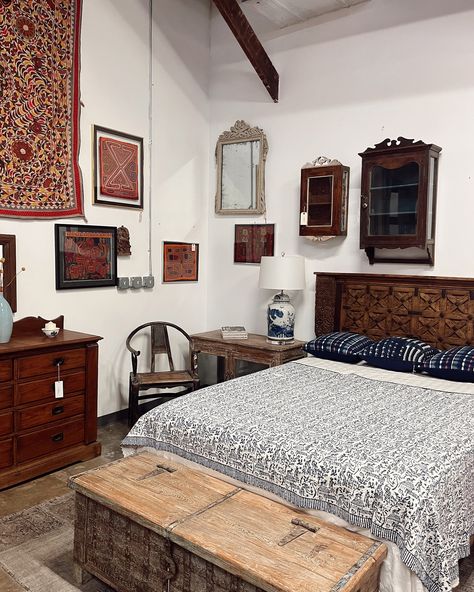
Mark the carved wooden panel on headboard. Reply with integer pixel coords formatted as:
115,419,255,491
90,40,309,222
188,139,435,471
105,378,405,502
315,273,474,349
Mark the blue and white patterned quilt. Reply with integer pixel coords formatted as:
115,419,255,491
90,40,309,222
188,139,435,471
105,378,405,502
122,362,474,592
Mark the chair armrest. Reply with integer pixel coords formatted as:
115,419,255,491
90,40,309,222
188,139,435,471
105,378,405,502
128,347,140,375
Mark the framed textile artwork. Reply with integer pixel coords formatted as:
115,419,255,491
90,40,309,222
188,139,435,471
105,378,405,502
234,224,275,264
163,242,199,283
0,0,84,218
55,224,117,290
93,126,144,209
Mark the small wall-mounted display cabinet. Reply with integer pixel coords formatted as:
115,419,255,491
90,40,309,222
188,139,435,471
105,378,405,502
299,157,350,241
359,137,441,265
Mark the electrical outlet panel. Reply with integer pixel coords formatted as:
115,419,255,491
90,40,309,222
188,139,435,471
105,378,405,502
117,277,130,290
142,275,154,289
130,276,143,289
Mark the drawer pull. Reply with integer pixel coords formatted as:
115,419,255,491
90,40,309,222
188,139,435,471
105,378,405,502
51,432,64,443
52,406,64,416
53,358,64,367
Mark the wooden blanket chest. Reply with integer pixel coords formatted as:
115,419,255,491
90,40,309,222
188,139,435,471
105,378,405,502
69,452,387,592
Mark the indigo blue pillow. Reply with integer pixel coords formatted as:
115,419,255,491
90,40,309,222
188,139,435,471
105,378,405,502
418,346,474,382
361,337,439,372
304,332,373,364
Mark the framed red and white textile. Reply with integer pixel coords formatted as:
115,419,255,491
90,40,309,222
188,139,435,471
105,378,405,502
234,224,275,264
0,0,84,218
163,242,199,283
93,126,144,209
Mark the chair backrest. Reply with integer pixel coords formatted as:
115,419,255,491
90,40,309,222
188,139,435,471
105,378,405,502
126,321,193,375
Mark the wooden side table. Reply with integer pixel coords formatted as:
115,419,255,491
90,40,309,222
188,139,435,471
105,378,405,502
191,330,305,382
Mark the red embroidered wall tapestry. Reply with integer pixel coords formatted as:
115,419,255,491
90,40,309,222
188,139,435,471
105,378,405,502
0,0,84,218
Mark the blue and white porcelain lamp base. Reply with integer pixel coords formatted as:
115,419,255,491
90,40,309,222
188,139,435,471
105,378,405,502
266,291,295,344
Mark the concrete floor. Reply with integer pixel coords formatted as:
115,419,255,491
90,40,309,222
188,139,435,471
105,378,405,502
0,419,129,591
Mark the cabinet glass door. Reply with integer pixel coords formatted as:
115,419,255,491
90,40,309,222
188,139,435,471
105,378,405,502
307,175,333,227
368,162,419,236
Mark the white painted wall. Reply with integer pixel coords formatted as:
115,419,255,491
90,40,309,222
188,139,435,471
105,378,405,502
207,0,474,341
1,0,210,416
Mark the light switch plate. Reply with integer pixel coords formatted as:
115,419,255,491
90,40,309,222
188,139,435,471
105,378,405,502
130,276,143,289
117,277,130,290
142,275,154,289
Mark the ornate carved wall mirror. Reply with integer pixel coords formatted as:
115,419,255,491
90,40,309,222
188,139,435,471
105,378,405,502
0,234,17,312
215,120,268,215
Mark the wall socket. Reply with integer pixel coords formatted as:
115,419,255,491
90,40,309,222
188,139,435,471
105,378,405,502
142,275,154,289
117,277,130,290
130,276,143,289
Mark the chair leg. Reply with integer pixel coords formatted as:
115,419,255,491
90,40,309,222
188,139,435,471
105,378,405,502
128,378,139,427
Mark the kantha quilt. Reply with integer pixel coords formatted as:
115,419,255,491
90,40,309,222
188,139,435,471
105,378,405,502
122,362,474,592
0,0,83,218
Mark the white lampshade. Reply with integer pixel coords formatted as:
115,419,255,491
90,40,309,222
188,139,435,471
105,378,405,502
259,255,305,291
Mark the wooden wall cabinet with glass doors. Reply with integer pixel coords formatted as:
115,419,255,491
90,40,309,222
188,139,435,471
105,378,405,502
359,137,441,265
299,158,350,240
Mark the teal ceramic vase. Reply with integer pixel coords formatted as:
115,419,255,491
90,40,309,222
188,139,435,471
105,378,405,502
0,293,13,344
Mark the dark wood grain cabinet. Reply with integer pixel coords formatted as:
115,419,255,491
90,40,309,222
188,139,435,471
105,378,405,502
0,317,102,489
359,137,441,265
299,158,349,240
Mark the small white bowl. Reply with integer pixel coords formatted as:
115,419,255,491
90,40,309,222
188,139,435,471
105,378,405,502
42,328,60,338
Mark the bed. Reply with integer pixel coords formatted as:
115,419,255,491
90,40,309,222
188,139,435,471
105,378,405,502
122,273,474,592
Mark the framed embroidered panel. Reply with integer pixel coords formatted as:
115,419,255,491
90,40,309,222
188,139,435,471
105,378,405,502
55,224,117,289
234,224,275,264
0,0,84,218
163,242,199,283
92,126,143,209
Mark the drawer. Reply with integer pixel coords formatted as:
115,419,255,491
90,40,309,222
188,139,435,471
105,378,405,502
0,359,12,382
17,371,86,405
0,438,13,469
17,348,86,380
0,411,13,437
16,418,85,464
0,385,13,410
17,395,84,431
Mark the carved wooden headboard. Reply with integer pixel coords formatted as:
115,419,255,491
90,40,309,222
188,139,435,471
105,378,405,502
315,273,474,349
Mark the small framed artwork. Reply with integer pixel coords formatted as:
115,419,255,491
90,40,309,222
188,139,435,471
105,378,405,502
234,224,275,264
92,125,143,209
163,242,199,283
55,224,117,289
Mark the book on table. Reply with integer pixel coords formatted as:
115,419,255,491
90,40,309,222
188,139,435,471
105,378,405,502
221,326,248,339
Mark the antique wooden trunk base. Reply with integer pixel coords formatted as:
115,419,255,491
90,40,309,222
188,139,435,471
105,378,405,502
70,452,387,592
74,493,262,592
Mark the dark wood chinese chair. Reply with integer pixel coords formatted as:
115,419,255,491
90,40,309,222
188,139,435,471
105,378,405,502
126,321,199,426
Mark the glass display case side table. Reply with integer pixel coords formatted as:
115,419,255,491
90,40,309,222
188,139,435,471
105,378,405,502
359,137,442,265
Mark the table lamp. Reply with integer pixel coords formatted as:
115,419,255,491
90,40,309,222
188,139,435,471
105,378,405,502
258,255,305,343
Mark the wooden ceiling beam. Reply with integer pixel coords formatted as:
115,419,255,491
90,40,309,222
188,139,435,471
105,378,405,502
213,0,279,102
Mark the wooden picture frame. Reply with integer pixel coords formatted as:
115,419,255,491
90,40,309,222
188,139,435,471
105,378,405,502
92,125,144,209
234,224,274,264
163,242,199,283
0,234,17,312
55,224,117,290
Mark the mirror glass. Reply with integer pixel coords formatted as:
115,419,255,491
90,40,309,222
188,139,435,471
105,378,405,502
0,235,17,312
216,121,267,215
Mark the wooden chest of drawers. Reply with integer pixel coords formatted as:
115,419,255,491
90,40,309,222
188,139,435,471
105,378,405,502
0,317,102,489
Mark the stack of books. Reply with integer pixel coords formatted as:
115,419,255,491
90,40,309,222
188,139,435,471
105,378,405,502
221,326,248,340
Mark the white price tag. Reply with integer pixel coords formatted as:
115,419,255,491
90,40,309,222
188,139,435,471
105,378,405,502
191,243,196,251
300,211,308,225
54,380,64,399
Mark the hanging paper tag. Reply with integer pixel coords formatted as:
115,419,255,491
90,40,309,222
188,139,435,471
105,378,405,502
300,211,308,225
191,243,196,251
55,381,64,399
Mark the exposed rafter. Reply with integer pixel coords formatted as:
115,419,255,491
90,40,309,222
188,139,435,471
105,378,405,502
213,0,279,102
